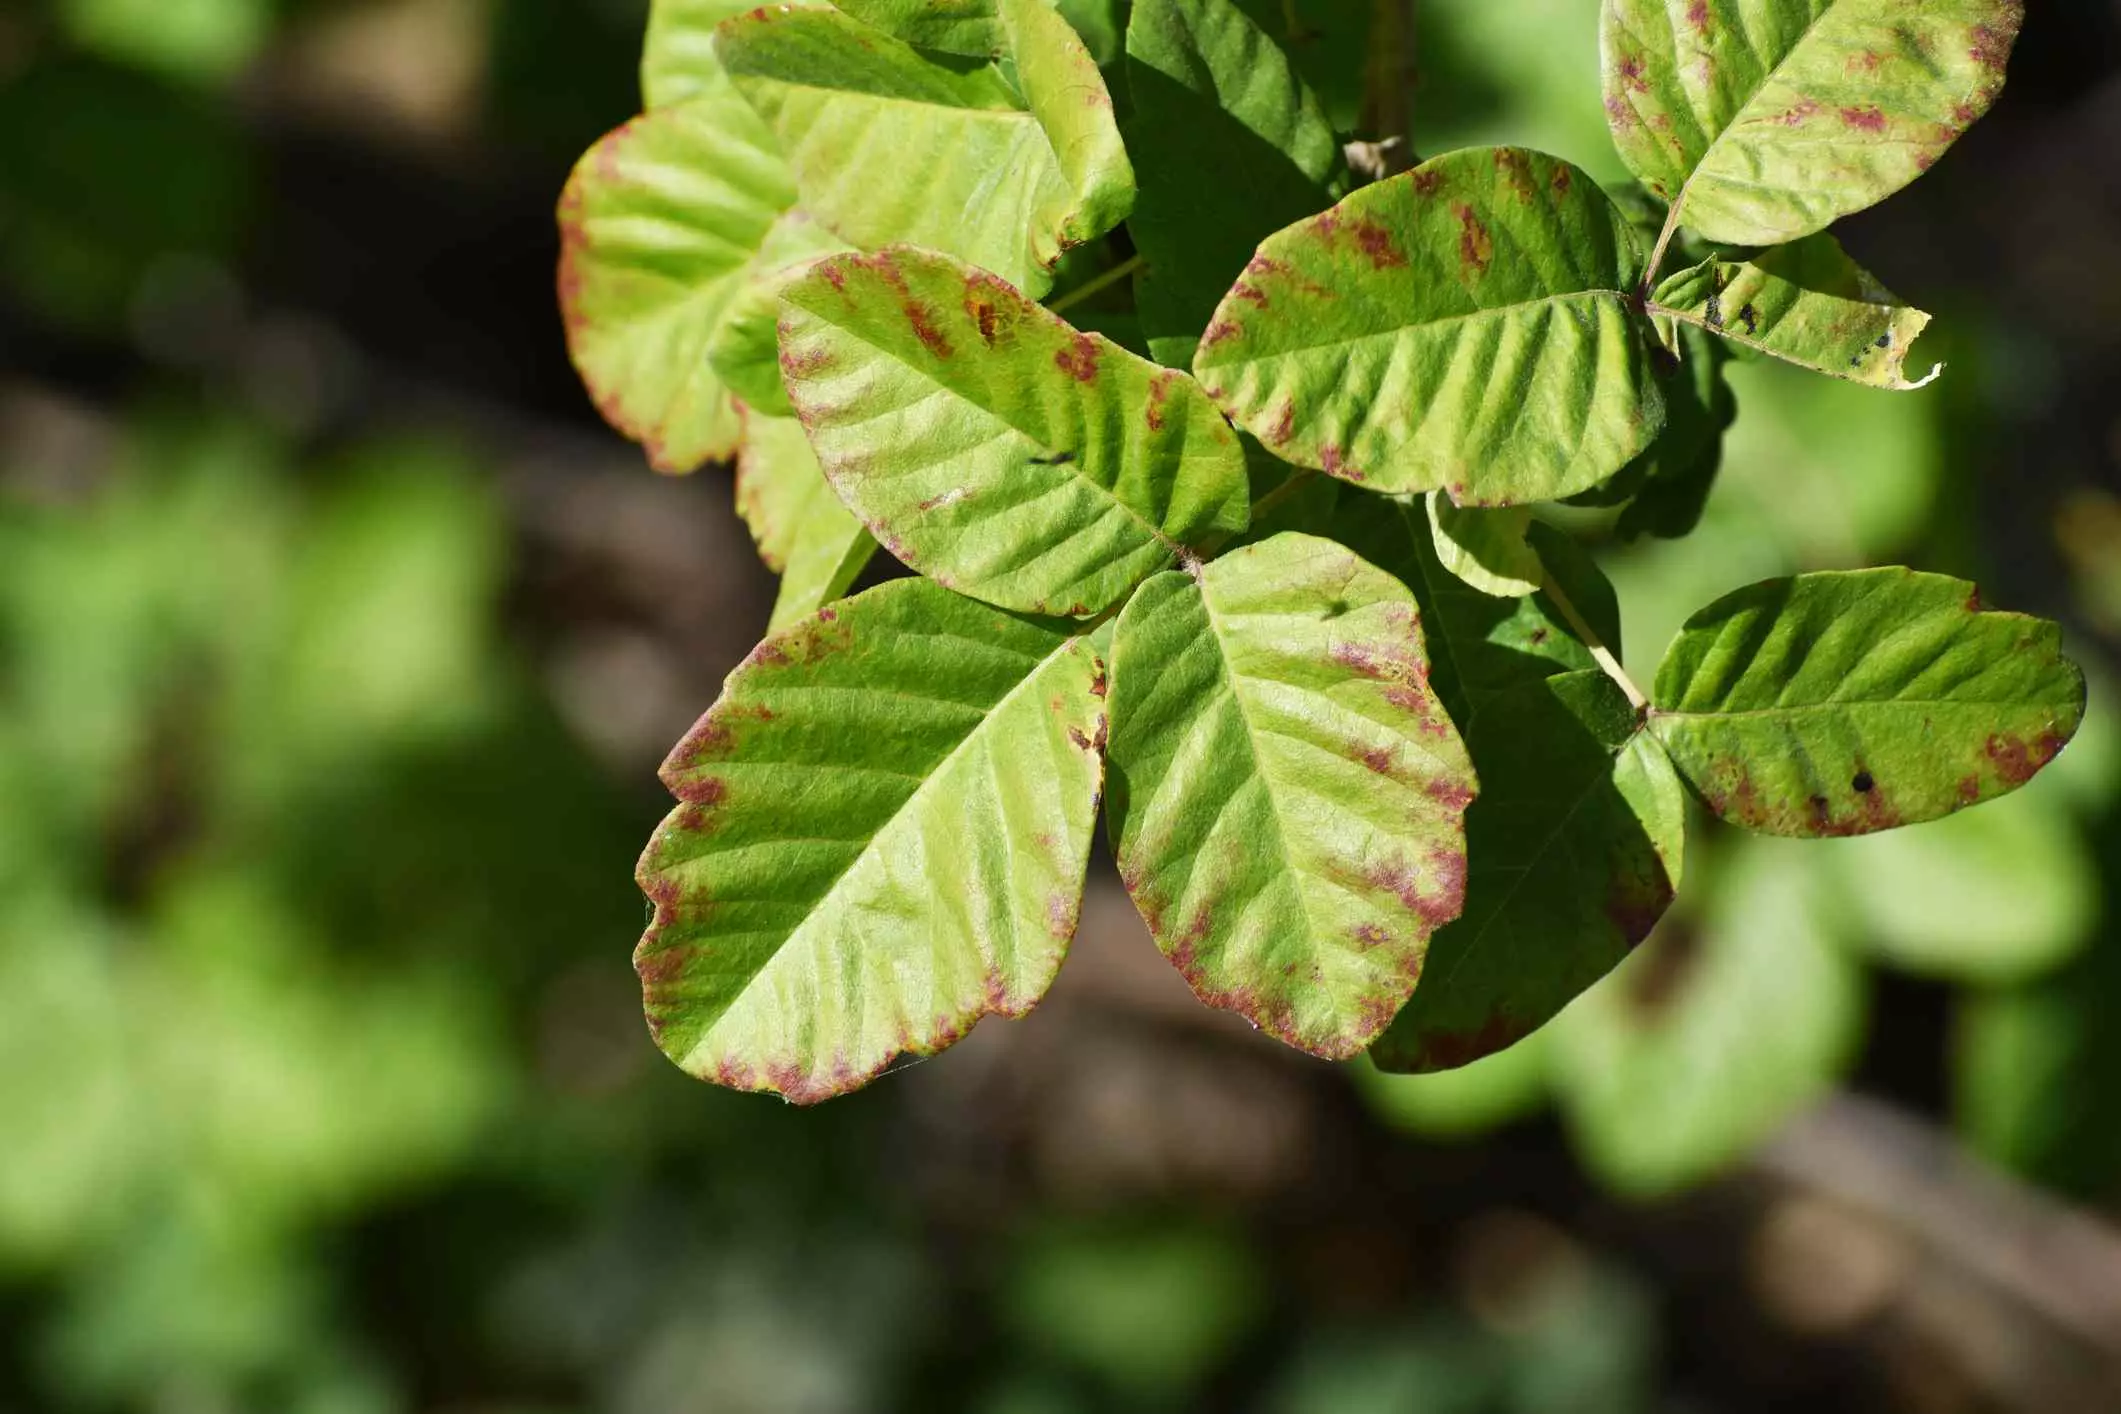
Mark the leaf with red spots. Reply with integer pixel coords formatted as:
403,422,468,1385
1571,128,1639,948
1193,148,1666,506
716,0,1132,297
1121,0,1347,366
1650,232,1938,390
636,577,1107,1103
1339,503,1686,1075
731,411,877,630
1103,532,1477,1059
1650,568,2085,837
557,89,795,472
1601,0,2024,247
778,245,1248,617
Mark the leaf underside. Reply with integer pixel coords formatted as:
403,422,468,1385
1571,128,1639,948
1650,568,2085,837
1194,146,1664,506
777,245,1248,617
637,578,1105,1103
1105,531,1476,1059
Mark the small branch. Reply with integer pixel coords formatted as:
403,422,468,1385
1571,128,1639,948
1541,567,1647,712
1638,199,1686,304
1046,255,1145,316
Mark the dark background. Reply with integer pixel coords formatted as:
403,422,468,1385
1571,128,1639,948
5,0,2121,1409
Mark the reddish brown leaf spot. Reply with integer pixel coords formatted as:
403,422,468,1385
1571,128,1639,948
1231,281,1270,307
1145,371,1175,431
1319,444,1344,477
1605,95,1637,129
1957,773,1982,805
1360,745,1395,774
1201,319,1243,348
1349,218,1407,268
1774,98,1823,127
1986,731,2063,787
1839,105,1888,132
1089,661,1108,698
1685,0,1710,37
1550,164,1573,195
1053,334,1100,383
905,301,953,358
1047,890,1078,940
1067,726,1094,751
1414,167,1444,196
1455,205,1492,276
1425,778,1475,812
1269,401,1297,446
966,298,999,346
1354,922,1391,948
1968,22,2012,70
1492,148,1536,204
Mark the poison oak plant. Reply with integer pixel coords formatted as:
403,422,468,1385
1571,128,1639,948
558,0,2079,1103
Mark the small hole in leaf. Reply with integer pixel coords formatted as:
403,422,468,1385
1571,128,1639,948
1852,771,1875,793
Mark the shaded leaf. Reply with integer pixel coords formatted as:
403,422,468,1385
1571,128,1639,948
1105,532,1475,1059
1427,495,1542,598
716,0,1133,296
1601,0,2023,246
1554,838,1864,1196
1122,0,1345,365
778,246,1248,616
1374,670,1686,1072
1649,569,2085,836
557,92,793,471
1194,147,1664,505
731,412,878,630
1611,322,1736,540
637,578,1106,1103
1651,233,1937,388
705,210,851,416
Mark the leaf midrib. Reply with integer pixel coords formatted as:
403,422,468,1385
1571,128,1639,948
682,632,1089,1059
1669,0,1846,221
1198,288,1634,367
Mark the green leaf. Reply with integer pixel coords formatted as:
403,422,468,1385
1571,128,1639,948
1649,569,2086,836
1611,322,1736,540
1356,1035,1553,1139
831,0,1007,56
1104,532,1476,1059
1122,0,1345,366
778,245,1249,616
1554,838,1865,1197
1330,505,1684,1072
1374,670,1687,1072
731,413,878,631
637,578,1107,1102
641,0,764,108
1601,0,2024,246
1193,147,1665,506
716,0,1133,296
1426,495,1543,599
1827,772,2095,983
558,92,794,471
1651,233,1936,389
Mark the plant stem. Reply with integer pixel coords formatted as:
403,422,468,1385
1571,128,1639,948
1190,469,1320,562
1638,199,1685,303
1046,255,1145,315
1541,568,1648,713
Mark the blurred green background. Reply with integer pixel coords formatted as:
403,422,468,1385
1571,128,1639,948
7,0,2121,1409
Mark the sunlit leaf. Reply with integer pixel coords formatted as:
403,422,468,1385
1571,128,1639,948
732,412,879,631
558,92,794,471
716,0,1133,295
1651,233,1937,389
1554,838,1865,1196
830,0,1006,56
1193,147,1664,505
777,245,1248,616
1122,0,1346,365
637,579,1106,1102
1601,0,2023,246
1649,569,2085,836
1105,532,1476,1059
1426,495,1543,599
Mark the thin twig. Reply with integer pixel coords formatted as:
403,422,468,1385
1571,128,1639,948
1541,566,1647,711
1046,255,1145,316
